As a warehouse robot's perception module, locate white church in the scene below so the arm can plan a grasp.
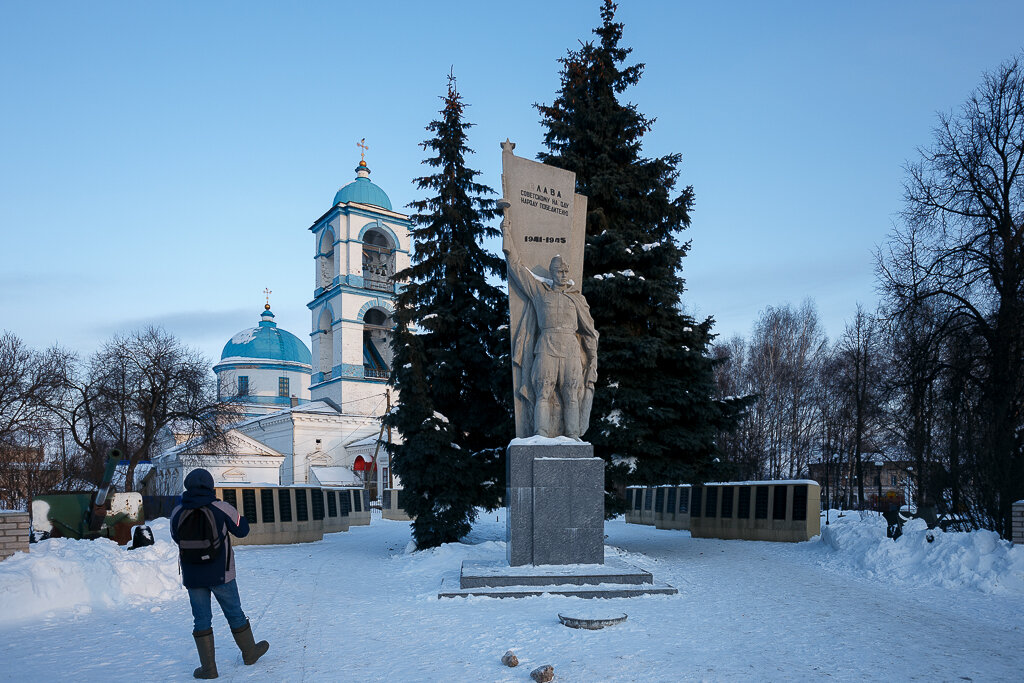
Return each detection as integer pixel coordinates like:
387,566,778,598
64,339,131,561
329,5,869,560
149,157,410,497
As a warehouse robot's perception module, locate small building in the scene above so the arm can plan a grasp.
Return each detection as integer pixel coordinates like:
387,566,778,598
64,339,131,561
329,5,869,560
807,456,914,510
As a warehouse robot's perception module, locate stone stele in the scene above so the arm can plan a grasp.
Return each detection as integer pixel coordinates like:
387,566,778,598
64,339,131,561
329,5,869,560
499,139,596,440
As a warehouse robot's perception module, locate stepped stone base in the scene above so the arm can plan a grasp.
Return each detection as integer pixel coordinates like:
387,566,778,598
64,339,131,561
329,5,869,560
438,557,678,599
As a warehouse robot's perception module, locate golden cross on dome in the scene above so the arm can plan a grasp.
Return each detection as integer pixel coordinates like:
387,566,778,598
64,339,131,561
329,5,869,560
357,138,369,161
263,287,272,310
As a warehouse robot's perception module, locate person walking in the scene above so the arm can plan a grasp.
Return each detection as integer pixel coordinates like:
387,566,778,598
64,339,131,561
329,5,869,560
170,468,269,679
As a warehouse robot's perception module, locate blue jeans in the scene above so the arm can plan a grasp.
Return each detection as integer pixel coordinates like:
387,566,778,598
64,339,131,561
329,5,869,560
187,580,247,632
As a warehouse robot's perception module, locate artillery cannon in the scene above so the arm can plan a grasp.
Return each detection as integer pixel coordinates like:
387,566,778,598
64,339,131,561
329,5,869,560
31,450,149,546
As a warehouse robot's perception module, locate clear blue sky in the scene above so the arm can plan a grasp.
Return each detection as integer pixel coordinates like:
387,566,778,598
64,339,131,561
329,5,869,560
2,1,1022,366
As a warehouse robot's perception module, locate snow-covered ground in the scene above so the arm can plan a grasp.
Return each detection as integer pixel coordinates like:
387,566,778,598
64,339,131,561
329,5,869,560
1,510,1022,681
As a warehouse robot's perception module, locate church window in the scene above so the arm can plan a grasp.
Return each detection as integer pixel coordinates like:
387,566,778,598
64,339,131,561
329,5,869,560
238,376,249,396
317,307,333,380
363,308,393,380
361,228,395,292
317,228,336,290
278,377,289,397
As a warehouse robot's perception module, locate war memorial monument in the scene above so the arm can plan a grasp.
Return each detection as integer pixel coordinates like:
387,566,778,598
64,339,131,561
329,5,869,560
439,142,675,598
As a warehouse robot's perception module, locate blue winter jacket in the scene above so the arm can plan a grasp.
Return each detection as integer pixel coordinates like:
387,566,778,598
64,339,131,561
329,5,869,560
170,468,249,588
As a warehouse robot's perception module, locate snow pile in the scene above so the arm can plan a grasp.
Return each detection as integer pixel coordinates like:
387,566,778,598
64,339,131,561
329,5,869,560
0,519,182,623
818,511,1024,594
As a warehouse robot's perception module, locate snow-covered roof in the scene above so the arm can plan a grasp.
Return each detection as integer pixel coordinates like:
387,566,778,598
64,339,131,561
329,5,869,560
310,466,361,487
347,433,381,448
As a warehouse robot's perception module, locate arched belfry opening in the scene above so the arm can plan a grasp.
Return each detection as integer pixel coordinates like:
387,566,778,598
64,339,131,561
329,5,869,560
362,228,395,292
318,306,334,379
362,307,393,380
318,229,336,290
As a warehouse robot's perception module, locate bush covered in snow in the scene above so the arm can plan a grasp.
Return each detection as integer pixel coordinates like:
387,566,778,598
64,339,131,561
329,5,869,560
818,511,1024,594
0,519,180,622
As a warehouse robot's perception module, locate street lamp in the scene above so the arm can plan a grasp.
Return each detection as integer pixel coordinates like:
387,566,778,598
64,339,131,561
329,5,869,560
875,461,884,515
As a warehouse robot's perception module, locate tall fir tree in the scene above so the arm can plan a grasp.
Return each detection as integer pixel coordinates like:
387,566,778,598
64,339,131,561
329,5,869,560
386,73,513,549
537,1,748,487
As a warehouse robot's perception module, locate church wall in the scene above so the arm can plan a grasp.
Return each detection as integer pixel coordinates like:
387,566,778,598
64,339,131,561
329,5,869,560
235,416,296,485
217,365,311,404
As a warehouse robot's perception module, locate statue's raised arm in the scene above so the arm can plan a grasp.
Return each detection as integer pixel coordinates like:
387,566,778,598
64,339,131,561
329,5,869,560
499,200,541,300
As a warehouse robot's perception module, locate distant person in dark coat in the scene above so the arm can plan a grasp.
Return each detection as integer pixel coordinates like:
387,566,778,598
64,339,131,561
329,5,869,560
170,468,269,679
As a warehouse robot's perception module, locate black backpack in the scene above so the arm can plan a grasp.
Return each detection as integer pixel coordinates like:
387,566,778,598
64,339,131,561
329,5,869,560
176,506,224,564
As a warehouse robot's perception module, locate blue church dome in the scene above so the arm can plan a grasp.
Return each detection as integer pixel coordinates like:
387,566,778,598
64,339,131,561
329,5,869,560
219,308,313,366
333,161,393,210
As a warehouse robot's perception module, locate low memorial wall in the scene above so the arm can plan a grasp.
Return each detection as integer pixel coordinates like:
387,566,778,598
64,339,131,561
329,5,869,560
0,510,30,561
626,481,821,542
214,485,363,546
343,488,370,526
1013,500,1024,545
626,485,691,530
381,489,412,521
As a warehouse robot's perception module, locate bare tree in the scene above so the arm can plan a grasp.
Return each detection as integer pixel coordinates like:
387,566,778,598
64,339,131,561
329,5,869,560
54,327,225,492
735,301,827,479
879,55,1024,535
0,332,69,446
0,332,71,508
834,305,885,506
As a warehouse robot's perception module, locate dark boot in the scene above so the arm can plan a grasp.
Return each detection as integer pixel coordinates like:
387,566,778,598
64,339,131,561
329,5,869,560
231,619,269,665
192,628,218,679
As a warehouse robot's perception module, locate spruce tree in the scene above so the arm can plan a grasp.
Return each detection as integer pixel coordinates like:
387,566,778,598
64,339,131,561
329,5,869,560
386,73,513,549
537,1,748,487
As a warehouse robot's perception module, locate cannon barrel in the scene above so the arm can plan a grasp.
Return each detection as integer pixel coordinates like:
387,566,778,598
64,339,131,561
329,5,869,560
87,449,122,533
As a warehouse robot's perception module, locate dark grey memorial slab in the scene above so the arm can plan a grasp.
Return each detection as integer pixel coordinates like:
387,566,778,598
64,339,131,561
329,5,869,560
437,557,678,599
438,577,678,599
507,441,605,566
459,558,653,588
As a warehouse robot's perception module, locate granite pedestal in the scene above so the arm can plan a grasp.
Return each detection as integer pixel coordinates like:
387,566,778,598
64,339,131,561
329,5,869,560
507,440,604,566
438,439,677,598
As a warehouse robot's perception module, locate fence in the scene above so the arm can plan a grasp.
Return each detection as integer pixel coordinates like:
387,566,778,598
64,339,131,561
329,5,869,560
381,489,413,521
1013,500,1024,545
0,510,30,561
625,481,821,542
213,486,368,546
625,485,691,530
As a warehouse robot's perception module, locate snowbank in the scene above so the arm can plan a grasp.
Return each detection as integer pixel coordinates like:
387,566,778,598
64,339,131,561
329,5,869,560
0,519,182,623
818,511,1024,594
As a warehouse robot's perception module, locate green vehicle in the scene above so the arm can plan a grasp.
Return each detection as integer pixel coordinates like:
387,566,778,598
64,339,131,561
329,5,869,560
31,450,148,546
